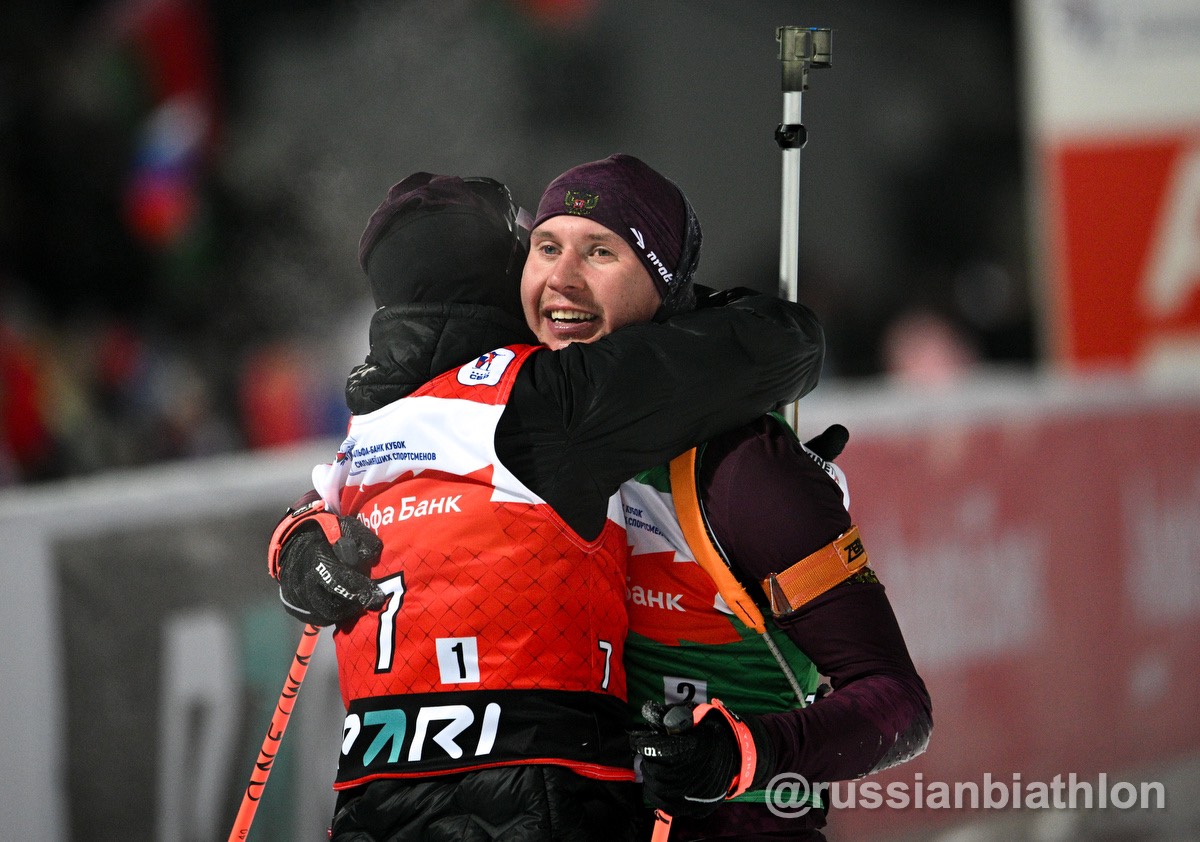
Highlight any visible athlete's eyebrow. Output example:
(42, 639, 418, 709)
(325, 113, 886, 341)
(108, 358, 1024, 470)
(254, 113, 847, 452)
(530, 227, 619, 243)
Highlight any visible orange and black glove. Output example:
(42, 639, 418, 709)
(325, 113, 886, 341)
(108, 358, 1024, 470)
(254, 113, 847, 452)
(629, 700, 775, 818)
(269, 498, 386, 626)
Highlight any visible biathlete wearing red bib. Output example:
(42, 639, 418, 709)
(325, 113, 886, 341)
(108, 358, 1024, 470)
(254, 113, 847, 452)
(318, 344, 632, 787)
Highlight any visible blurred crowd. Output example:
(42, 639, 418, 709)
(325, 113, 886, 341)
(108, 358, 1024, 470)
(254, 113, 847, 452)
(1, 0, 1033, 486)
(0, 0, 364, 485)
(0, 293, 354, 485)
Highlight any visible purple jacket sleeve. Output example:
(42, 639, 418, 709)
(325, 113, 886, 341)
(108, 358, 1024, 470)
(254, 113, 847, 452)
(698, 416, 933, 783)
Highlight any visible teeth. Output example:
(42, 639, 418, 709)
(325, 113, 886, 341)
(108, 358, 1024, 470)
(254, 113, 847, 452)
(549, 310, 596, 322)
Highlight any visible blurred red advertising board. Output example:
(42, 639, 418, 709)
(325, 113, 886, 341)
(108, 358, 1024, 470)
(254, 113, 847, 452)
(804, 385, 1200, 838)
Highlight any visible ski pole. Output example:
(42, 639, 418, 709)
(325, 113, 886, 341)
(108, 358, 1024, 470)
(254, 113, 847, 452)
(776, 25, 831, 431)
(228, 623, 321, 841)
(651, 29, 835, 842)
(651, 809, 674, 842)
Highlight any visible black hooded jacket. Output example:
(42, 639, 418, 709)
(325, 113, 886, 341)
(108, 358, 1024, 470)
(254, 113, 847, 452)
(344, 294, 825, 541)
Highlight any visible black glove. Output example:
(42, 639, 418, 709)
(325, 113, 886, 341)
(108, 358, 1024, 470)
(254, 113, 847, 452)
(803, 423, 849, 461)
(629, 701, 774, 818)
(277, 517, 386, 626)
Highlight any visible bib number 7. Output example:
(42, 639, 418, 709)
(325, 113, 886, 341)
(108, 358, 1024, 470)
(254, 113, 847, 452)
(374, 572, 406, 673)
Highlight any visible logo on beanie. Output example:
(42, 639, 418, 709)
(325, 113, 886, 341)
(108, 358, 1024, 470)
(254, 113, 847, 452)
(563, 190, 600, 215)
(629, 227, 673, 286)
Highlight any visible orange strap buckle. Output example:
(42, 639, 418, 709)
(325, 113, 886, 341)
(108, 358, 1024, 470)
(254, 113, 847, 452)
(762, 525, 868, 616)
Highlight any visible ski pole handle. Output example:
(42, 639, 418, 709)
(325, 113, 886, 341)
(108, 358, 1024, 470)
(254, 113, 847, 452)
(775, 26, 831, 304)
(775, 26, 831, 430)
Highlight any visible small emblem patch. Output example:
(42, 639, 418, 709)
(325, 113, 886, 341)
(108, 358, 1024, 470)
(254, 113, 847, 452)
(564, 189, 600, 215)
(457, 347, 516, 386)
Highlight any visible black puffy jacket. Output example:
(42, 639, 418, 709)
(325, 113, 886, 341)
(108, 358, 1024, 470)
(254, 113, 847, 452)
(332, 764, 642, 842)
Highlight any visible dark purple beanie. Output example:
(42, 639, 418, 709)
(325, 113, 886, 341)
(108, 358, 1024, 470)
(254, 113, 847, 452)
(532, 154, 700, 315)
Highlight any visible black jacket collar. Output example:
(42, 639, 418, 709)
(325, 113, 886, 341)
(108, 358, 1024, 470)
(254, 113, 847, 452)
(345, 302, 534, 414)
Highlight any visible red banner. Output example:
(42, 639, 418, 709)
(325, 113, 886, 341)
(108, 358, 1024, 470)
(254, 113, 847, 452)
(1049, 134, 1200, 371)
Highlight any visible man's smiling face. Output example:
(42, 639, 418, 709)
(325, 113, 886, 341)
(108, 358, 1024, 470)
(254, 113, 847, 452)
(520, 214, 661, 349)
